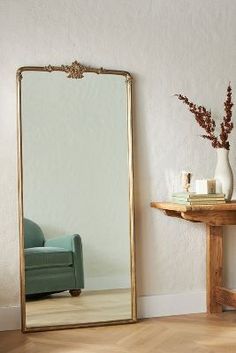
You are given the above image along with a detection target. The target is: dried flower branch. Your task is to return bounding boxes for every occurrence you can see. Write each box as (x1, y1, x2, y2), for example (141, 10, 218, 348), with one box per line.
(175, 83, 234, 150)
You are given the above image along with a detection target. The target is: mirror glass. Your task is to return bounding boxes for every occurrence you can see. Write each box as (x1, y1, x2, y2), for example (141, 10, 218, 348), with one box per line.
(18, 64, 136, 330)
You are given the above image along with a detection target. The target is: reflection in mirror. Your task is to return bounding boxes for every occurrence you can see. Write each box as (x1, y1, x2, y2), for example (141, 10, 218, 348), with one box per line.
(17, 63, 136, 331)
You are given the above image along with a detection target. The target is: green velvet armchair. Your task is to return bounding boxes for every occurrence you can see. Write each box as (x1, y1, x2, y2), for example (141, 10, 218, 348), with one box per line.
(24, 218, 84, 296)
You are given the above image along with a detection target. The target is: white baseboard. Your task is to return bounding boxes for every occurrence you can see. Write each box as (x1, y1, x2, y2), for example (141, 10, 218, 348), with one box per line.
(0, 306, 21, 331)
(137, 291, 207, 318)
(0, 291, 207, 331)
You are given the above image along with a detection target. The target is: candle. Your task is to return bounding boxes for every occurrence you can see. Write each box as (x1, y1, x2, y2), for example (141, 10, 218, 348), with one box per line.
(195, 179, 217, 194)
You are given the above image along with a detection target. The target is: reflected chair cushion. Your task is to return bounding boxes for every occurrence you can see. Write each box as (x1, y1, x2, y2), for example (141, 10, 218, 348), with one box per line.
(25, 247, 73, 269)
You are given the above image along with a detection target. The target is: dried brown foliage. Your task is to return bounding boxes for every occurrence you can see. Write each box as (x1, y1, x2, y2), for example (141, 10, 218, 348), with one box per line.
(176, 84, 234, 150)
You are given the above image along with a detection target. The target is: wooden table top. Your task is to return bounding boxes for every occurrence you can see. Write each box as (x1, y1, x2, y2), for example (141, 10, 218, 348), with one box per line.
(150, 201, 236, 213)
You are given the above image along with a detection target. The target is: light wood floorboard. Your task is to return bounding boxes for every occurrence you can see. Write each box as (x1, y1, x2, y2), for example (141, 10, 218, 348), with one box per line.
(2, 312, 236, 353)
(26, 289, 131, 327)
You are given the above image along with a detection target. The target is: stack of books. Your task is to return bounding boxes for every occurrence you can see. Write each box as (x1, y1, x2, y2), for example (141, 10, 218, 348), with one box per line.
(172, 192, 226, 205)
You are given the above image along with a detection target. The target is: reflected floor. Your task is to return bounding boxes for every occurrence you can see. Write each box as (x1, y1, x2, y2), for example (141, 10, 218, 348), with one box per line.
(26, 288, 131, 328)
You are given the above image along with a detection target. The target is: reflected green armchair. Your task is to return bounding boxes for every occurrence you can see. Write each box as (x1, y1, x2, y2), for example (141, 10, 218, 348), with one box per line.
(24, 218, 84, 296)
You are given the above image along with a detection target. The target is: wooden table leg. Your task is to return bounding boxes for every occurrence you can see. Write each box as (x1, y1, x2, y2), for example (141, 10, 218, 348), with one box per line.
(206, 225, 223, 313)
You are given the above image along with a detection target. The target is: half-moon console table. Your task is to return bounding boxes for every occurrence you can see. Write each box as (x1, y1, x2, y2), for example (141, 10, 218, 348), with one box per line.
(151, 201, 236, 314)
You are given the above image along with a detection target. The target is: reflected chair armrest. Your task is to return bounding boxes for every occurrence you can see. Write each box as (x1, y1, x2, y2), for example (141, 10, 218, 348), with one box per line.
(45, 234, 84, 289)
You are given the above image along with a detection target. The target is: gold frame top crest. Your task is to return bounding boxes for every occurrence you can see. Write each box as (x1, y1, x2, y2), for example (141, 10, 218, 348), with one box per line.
(17, 60, 133, 82)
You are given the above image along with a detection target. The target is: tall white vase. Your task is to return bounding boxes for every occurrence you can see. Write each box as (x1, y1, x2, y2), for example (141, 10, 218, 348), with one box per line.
(214, 148, 233, 201)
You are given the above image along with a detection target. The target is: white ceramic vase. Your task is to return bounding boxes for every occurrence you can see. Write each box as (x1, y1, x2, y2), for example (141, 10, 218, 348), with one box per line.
(214, 148, 233, 201)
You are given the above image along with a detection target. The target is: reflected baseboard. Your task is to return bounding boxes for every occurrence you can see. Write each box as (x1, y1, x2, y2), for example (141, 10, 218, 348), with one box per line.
(85, 275, 131, 291)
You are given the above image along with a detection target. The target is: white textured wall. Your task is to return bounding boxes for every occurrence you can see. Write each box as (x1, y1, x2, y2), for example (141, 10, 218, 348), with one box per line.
(1, 0, 236, 328)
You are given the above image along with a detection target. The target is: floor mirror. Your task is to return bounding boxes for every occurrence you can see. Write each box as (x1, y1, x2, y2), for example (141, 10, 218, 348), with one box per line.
(16, 61, 136, 332)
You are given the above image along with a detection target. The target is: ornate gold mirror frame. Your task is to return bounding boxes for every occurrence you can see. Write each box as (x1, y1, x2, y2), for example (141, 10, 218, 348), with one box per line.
(16, 61, 137, 332)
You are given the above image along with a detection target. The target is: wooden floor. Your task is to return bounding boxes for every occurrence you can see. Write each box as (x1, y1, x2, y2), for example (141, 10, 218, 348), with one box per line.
(26, 289, 131, 327)
(2, 312, 236, 353)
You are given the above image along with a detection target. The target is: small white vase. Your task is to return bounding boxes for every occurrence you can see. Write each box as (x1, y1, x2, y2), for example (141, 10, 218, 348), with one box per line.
(214, 148, 233, 201)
